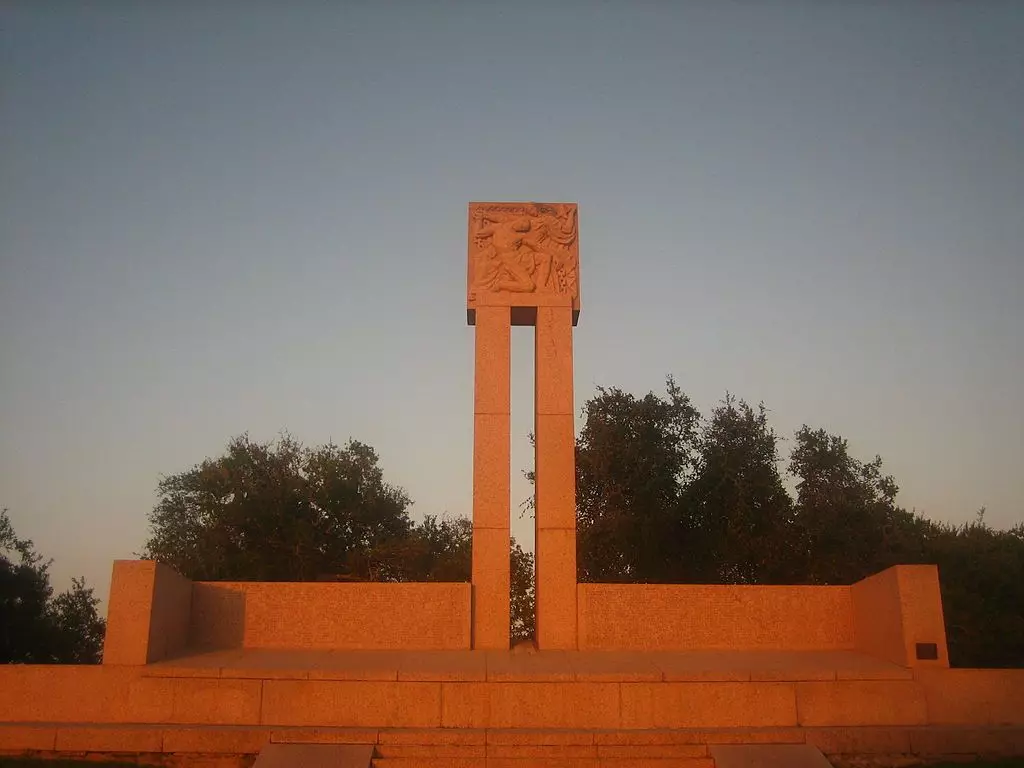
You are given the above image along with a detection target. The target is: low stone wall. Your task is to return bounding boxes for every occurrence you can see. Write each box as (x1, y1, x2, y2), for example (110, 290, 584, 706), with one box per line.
(850, 564, 949, 668)
(578, 583, 854, 652)
(102, 561, 473, 662)
(577, 566, 949, 667)
(189, 580, 472, 651)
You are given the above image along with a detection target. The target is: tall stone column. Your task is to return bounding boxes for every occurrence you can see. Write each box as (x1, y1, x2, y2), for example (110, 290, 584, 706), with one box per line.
(471, 305, 511, 649)
(468, 201, 579, 651)
(534, 305, 577, 649)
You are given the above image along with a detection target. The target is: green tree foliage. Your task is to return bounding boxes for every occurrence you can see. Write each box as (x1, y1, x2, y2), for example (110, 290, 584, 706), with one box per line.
(364, 515, 472, 583)
(687, 397, 796, 584)
(926, 515, 1024, 668)
(573, 380, 1024, 667)
(789, 426, 930, 584)
(574, 383, 796, 585)
(1, 509, 105, 664)
(510, 542, 535, 643)
(575, 377, 699, 582)
(143, 435, 413, 581)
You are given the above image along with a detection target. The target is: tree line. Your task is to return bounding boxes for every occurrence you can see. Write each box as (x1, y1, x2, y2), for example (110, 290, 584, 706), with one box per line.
(3, 378, 1021, 665)
(1, 509, 105, 663)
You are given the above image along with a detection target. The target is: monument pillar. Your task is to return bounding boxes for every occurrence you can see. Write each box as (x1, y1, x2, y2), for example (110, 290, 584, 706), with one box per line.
(534, 305, 578, 649)
(468, 201, 580, 651)
(470, 305, 511, 650)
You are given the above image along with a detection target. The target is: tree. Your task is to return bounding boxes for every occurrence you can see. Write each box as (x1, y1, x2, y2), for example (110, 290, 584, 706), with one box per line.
(0, 509, 105, 664)
(923, 514, 1024, 668)
(510, 541, 535, 643)
(49, 578, 107, 663)
(143, 434, 413, 581)
(360, 515, 472, 583)
(575, 377, 700, 582)
(686, 396, 796, 583)
(788, 426, 927, 584)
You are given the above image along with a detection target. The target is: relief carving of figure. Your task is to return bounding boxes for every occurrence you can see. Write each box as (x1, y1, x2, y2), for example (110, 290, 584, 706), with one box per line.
(471, 204, 578, 297)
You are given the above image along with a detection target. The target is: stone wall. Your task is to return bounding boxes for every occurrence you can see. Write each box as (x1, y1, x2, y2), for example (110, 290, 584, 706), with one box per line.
(851, 564, 949, 667)
(578, 566, 949, 666)
(578, 583, 854, 652)
(189, 580, 472, 651)
(103, 561, 472, 662)
(103, 561, 193, 665)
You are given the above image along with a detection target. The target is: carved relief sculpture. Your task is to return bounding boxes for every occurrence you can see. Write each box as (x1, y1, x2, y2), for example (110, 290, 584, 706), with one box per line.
(468, 202, 579, 308)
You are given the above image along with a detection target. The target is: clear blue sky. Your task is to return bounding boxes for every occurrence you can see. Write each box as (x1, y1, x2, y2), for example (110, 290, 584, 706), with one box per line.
(2, 2, 1022, 605)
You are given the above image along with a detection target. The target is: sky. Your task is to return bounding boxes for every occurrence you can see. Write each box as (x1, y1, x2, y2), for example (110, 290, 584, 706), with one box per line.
(1, 2, 1022, 607)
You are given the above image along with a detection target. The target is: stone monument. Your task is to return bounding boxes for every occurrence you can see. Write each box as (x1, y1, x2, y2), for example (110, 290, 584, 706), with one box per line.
(467, 202, 580, 650)
(0, 201, 1019, 766)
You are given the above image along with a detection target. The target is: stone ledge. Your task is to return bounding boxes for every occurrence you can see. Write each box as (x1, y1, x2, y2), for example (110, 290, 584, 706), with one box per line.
(3, 723, 1020, 757)
(139, 648, 914, 684)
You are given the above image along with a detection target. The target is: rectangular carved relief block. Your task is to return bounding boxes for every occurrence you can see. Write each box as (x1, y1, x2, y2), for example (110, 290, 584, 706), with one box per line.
(468, 202, 580, 326)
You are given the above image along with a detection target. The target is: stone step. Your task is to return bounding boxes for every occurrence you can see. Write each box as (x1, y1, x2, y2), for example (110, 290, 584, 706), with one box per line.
(372, 760, 713, 768)
(710, 745, 833, 768)
(256, 743, 374, 768)
(373, 744, 710, 759)
(2, 722, 1023, 761)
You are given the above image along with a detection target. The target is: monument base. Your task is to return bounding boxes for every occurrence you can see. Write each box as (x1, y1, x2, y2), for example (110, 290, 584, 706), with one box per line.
(1, 649, 1022, 764)
(3, 563, 1020, 763)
